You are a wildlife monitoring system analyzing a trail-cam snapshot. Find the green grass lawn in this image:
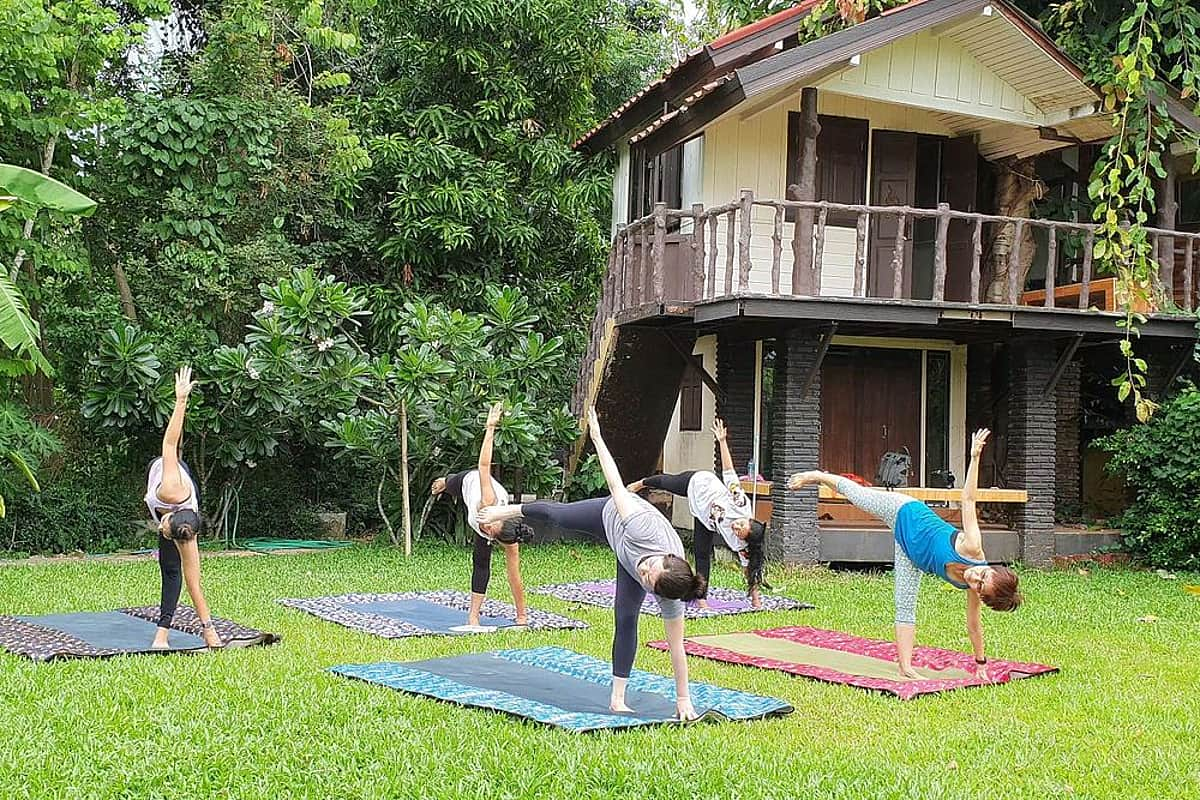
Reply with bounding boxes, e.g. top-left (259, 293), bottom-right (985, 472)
top-left (1, 543), bottom-right (1197, 799)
